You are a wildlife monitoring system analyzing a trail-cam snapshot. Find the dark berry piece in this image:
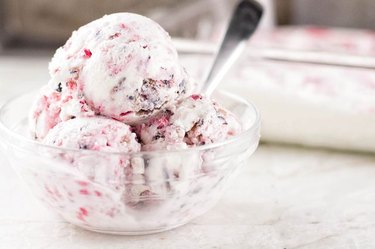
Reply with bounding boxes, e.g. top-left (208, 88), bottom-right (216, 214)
top-left (191, 94), bottom-right (201, 100)
top-left (109, 33), bottom-right (121, 39)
